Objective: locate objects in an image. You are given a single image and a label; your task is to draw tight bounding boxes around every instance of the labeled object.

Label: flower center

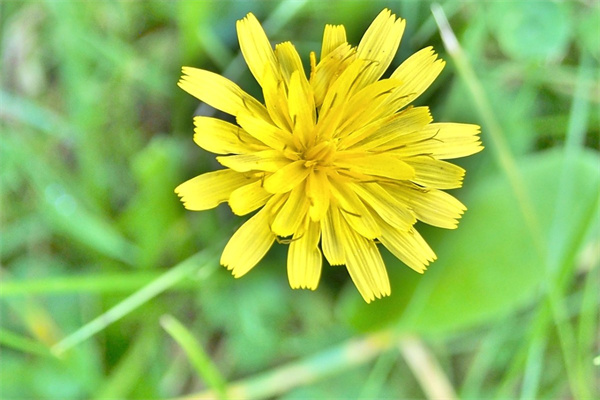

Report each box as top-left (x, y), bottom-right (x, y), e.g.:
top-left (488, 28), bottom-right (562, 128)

top-left (302, 140), bottom-right (336, 169)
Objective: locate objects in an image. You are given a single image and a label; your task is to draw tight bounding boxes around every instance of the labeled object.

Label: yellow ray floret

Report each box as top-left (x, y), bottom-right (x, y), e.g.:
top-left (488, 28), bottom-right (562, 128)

top-left (175, 9), bottom-right (483, 303)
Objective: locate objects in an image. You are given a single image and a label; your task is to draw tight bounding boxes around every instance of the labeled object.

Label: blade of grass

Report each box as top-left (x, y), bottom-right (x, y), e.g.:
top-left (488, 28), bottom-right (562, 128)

top-left (160, 314), bottom-right (227, 400)
top-left (577, 263), bottom-right (599, 395)
top-left (93, 326), bottom-right (158, 400)
top-left (0, 329), bottom-right (54, 358)
top-left (431, 3), bottom-right (545, 257)
top-left (540, 51), bottom-right (595, 400)
top-left (398, 336), bottom-right (457, 400)
top-left (177, 329), bottom-right (397, 400)
top-left (519, 335), bottom-right (547, 400)
top-left (547, 51), bottom-right (594, 272)
top-left (459, 320), bottom-right (517, 398)
top-left (357, 350), bottom-right (397, 399)
top-left (432, 5), bottom-right (591, 398)
top-left (0, 271), bottom-right (199, 297)
top-left (50, 248), bottom-right (219, 356)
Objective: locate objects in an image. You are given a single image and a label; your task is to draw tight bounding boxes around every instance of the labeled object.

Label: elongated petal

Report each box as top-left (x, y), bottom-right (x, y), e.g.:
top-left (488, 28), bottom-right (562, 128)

top-left (385, 183), bottom-right (467, 229)
top-left (357, 9), bottom-right (406, 84)
top-left (342, 106), bottom-right (432, 150)
top-left (217, 150), bottom-right (290, 172)
top-left (261, 63), bottom-right (293, 131)
top-left (388, 123), bottom-right (483, 159)
top-left (221, 206), bottom-right (276, 277)
top-left (321, 24), bottom-right (347, 59)
top-left (271, 185), bottom-right (309, 237)
top-left (228, 180), bottom-right (272, 216)
top-left (288, 70), bottom-right (316, 147)
top-left (175, 170), bottom-right (254, 210)
top-left (178, 67), bottom-right (269, 119)
top-left (336, 78), bottom-right (404, 137)
top-left (193, 116), bottom-right (264, 154)
top-left (263, 160), bottom-right (310, 194)
top-left (335, 153), bottom-right (415, 181)
top-left (339, 216), bottom-right (391, 303)
top-left (406, 156), bottom-right (465, 189)
top-left (275, 42), bottom-right (305, 87)
top-left (320, 206), bottom-right (345, 265)
top-left (352, 182), bottom-right (416, 230)
top-left (317, 59), bottom-right (371, 135)
top-left (306, 169), bottom-right (330, 221)
top-left (310, 43), bottom-right (356, 108)
top-left (377, 216), bottom-right (436, 273)
top-left (288, 219), bottom-right (322, 290)
top-left (236, 13), bottom-right (279, 87)
top-left (237, 112), bottom-right (294, 150)
top-left (388, 47), bottom-right (445, 109)
top-left (329, 176), bottom-right (380, 239)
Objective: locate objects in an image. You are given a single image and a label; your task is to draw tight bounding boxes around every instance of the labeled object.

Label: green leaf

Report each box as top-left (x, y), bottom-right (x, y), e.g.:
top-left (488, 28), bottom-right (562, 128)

top-left (341, 149), bottom-right (600, 333)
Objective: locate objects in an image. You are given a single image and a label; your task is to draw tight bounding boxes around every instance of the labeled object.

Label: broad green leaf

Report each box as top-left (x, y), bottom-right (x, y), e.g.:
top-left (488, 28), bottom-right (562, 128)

top-left (341, 149), bottom-right (600, 333)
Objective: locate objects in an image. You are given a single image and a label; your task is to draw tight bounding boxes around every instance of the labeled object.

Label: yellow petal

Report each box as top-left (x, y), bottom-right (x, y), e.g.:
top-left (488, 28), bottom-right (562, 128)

top-left (335, 78), bottom-right (404, 138)
top-left (193, 116), bottom-right (264, 154)
top-left (388, 47), bottom-right (445, 110)
top-left (260, 62), bottom-right (293, 131)
top-left (236, 13), bottom-right (279, 87)
top-left (306, 169), bottom-right (330, 221)
top-left (377, 216), bottom-right (436, 273)
top-left (351, 182), bottom-right (416, 230)
top-left (288, 70), bottom-right (316, 147)
top-left (271, 185), bottom-right (309, 237)
top-left (262, 160), bottom-right (310, 194)
top-left (405, 156), bottom-right (465, 189)
top-left (178, 67), bottom-right (269, 119)
top-left (175, 170), bottom-right (254, 210)
top-left (316, 59), bottom-right (370, 137)
top-left (335, 153), bottom-right (415, 181)
top-left (385, 183), bottom-right (467, 229)
top-left (310, 43), bottom-right (356, 108)
top-left (288, 219), bottom-right (322, 290)
top-left (216, 150), bottom-right (290, 172)
top-left (221, 206), bottom-right (276, 277)
top-left (329, 176), bottom-right (380, 239)
top-left (320, 206), bottom-right (345, 266)
top-left (389, 123), bottom-right (483, 159)
top-left (275, 41), bottom-right (305, 87)
top-left (342, 106), bottom-right (432, 151)
top-left (321, 24), bottom-right (347, 59)
top-left (237, 112), bottom-right (294, 150)
top-left (357, 9), bottom-right (406, 84)
top-left (338, 216), bottom-right (390, 303)
top-left (228, 180), bottom-right (272, 216)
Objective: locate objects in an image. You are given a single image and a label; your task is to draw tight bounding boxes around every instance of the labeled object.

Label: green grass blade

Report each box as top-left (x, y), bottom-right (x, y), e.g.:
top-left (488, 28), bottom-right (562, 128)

top-left (178, 329), bottom-right (397, 400)
top-left (161, 314), bottom-right (227, 399)
top-left (50, 249), bottom-right (219, 356)
top-left (0, 272), bottom-right (202, 297)
top-left (93, 326), bottom-right (158, 400)
top-left (431, 3), bottom-right (545, 257)
top-left (0, 329), bottom-right (54, 357)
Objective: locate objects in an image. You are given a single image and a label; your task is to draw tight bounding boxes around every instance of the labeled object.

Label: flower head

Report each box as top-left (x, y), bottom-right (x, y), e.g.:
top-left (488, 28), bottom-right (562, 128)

top-left (176, 9), bottom-right (482, 302)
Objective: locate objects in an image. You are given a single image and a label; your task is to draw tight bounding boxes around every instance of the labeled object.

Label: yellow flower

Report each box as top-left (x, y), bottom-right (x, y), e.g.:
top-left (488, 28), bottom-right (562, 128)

top-left (176, 9), bottom-right (482, 303)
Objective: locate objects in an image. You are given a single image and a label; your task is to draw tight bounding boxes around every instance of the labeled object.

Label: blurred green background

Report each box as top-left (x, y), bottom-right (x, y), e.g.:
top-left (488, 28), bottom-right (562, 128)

top-left (1, 0), bottom-right (598, 399)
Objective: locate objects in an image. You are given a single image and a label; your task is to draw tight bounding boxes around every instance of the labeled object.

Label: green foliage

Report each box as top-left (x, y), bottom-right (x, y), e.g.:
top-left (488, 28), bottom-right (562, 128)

top-left (1, 1), bottom-right (598, 399)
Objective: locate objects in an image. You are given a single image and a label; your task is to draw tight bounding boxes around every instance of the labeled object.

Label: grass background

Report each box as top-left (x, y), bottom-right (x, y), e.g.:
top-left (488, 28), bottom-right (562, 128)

top-left (1, 0), bottom-right (598, 399)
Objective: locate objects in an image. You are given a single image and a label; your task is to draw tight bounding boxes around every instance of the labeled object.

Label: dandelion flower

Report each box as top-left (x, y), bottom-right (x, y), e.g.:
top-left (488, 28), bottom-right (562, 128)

top-left (176, 9), bottom-right (483, 303)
